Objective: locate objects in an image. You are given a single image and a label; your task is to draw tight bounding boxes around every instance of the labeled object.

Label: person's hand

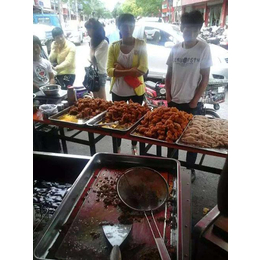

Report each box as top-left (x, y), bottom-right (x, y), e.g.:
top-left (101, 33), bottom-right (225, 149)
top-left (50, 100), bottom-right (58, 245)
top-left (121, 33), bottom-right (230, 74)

top-left (53, 42), bottom-right (60, 52)
top-left (189, 100), bottom-right (198, 109)
top-left (49, 78), bottom-right (56, 84)
top-left (33, 84), bottom-right (39, 92)
top-left (166, 92), bottom-right (172, 103)
top-left (129, 67), bottom-right (143, 77)
top-left (114, 63), bottom-right (125, 70)
top-left (53, 66), bottom-right (60, 72)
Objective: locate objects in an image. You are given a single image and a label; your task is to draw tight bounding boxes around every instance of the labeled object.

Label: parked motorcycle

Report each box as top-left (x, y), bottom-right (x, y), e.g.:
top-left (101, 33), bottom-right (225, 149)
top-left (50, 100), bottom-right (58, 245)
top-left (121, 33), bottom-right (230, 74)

top-left (144, 80), bottom-right (167, 107)
top-left (200, 26), bottom-right (228, 49)
top-left (219, 37), bottom-right (228, 50)
top-left (144, 79), bottom-right (222, 118)
top-left (202, 84), bottom-right (226, 111)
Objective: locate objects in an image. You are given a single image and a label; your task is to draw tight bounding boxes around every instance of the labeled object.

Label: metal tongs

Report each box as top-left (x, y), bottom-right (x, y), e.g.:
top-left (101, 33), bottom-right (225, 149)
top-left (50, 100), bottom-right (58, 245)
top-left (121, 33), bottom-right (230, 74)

top-left (98, 121), bottom-right (119, 127)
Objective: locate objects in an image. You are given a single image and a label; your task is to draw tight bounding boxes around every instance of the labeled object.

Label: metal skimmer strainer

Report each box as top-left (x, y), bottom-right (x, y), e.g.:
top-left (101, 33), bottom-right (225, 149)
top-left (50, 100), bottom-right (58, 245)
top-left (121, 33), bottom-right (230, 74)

top-left (117, 167), bottom-right (171, 260)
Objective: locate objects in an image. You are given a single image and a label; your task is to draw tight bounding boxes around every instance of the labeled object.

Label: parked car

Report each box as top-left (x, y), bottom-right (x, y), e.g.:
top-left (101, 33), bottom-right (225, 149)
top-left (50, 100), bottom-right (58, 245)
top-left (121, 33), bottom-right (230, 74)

top-left (144, 27), bottom-right (160, 40)
top-left (33, 13), bottom-right (61, 28)
top-left (133, 22), bottom-right (228, 85)
top-left (137, 17), bottom-right (164, 23)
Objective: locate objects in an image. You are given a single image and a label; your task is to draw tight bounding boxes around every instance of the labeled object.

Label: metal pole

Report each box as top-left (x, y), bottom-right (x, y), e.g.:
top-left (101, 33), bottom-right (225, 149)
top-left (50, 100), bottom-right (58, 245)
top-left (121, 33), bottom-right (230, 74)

top-left (58, 0), bottom-right (64, 27)
top-left (75, 0), bottom-right (78, 21)
top-left (68, 0), bottom-right (71, 21)
top-left (53, 0), bottom-right (56, 12)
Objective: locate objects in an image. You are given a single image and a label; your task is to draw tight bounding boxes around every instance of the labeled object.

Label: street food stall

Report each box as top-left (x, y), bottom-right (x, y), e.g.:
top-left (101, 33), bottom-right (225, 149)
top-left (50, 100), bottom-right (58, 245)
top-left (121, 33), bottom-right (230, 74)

top-left (33, 97), bottom-right (228, 259)
top-left (33, 97), bottom-right (227, 174)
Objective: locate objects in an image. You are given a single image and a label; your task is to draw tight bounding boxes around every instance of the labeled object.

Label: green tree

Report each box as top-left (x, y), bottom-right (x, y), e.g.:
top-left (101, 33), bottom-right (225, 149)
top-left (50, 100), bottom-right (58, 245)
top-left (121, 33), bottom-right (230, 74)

top-left (136, 0), bottom-right (162, 16)
top-left (112, 2), bottom-right (123, 18)
top-left (121, 0), bottom-right (143, 17)
top-left (77, 0), bottom-right (112, 19)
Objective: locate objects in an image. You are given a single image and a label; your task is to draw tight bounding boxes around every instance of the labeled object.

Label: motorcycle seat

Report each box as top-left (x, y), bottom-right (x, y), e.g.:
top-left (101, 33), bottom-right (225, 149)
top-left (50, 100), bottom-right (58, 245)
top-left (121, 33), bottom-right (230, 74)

top-left (145, 81), bottom-right (157, 89)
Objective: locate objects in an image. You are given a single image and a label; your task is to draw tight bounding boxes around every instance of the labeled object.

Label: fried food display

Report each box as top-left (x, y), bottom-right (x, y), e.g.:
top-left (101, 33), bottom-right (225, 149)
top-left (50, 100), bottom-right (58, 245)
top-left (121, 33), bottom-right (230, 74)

top-left (135, 107), bottom-right (193, 143)
top-left (68, 97), bottom-right (113, 119)
top-left (103, 100), bottom-right (150, 128)
top-left (180, 115), bottom-right (228, 148)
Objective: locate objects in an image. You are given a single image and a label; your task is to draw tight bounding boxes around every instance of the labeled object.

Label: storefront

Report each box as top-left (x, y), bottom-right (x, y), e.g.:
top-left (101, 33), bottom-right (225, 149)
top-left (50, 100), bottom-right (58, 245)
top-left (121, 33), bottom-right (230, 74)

top-left (181, 0), bottom-right (228, 27)
top-left (162, 0), bottom-right (169, 22)
top-left (207, 1), bottom-right (223, 26)
top-left (173, 0), bottom-right (182, 23)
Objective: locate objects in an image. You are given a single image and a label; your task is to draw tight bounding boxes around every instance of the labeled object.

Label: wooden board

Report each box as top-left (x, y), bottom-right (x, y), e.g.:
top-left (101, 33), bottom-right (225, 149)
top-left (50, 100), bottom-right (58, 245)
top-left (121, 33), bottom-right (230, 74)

top-left (212, 216), bottom-right (228, 242)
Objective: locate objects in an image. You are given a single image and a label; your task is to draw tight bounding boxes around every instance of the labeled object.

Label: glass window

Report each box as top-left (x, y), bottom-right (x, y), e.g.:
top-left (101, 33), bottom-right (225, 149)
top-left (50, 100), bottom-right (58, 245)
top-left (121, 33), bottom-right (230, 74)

top-left (145, 26), bottom-right (175, 46)
top-left (53, 16), bottom-right (61, 27)
top-left (145, 27), bottom-right (160, 45)
top-left (37, 18), bottom-right (52, 26)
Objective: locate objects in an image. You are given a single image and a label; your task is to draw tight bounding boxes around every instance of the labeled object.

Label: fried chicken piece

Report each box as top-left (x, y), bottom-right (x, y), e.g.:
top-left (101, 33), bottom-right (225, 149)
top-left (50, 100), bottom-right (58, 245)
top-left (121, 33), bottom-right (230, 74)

top-left (69, 108), bottom-right (79, 116)
top-left (102, 101), bottom-right (150, 127)
top-left (67, 97), bottom-right (114, 119)
top-left (135, 106), bottom-right (193, 142)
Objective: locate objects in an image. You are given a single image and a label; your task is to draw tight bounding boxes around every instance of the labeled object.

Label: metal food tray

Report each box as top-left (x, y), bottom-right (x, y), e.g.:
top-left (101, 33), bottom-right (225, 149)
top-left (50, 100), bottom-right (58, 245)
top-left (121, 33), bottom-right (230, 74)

top-left (49, 107), bottom-right (106, 126)
top-left (176, 116), bottom-right (228, 155)
top-left (33, 153), bottom-right (183, 260)
top-left (87, 110), bottom-right (146, 132)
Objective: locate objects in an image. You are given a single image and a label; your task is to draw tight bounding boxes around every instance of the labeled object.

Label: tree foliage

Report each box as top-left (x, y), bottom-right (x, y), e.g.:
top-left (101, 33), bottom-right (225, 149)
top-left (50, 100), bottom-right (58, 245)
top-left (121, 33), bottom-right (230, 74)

top-left (112, 2), bottom-right (123, 18)
top-left (62, 0), bottom-right (112, 19)
top-left (136, 0), bottom-right (162, 16)
top-left (112, 0), bottom-right (163, 18)
top-left (121, 0), bottom-right (143, 17)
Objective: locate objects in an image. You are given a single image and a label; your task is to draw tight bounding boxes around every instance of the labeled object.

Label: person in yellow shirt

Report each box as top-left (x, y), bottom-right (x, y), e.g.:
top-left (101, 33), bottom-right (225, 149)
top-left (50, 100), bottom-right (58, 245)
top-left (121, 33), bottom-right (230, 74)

top-left (49, 27), bottom-right (76, 89)
top-left (107, 13), bottom-right (148, 155)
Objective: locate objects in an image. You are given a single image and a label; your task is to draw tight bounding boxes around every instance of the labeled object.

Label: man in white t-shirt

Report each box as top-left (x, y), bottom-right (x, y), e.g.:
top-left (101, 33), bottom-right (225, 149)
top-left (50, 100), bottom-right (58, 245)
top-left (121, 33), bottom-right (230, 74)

top-left (165, 10), bottom-right (213, 182)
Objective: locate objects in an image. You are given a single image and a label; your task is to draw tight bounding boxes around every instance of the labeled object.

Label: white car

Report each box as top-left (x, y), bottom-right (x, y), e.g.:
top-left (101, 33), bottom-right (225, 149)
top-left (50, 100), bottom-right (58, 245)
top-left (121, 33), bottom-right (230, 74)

top-left (64, 27), bottom-right (83, 45)
top-left (144, 27), bottom-right (160, 40)
top-left (133, 22), bottom-right (228, 85)
top-left (137, 17), bottom-right (164, 23)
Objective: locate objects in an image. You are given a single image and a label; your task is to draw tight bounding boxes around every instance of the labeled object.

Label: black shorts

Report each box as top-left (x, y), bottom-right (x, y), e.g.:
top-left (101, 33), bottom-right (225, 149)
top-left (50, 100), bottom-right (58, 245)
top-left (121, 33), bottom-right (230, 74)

top-left (56, 74), bottom-right (76, 89)
top-left (111, 92), bottom-right (144, 105)
top-left (167, 101), bottom-right (203, 115)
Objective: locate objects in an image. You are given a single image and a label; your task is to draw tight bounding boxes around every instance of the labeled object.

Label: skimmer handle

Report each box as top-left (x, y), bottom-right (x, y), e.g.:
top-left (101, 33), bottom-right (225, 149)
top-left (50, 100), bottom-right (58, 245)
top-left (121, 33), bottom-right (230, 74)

top-left (155, 238), bottom-right (171, 260)
top-left (110, 245), bottom-right (122, 260)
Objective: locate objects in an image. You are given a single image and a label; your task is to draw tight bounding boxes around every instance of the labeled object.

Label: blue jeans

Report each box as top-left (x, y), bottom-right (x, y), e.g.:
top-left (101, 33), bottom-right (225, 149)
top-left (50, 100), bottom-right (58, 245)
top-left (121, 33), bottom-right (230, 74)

top-left (98, 73), bottom-right (107, 88)
top-left (167, 102), bottom-right (203, 168)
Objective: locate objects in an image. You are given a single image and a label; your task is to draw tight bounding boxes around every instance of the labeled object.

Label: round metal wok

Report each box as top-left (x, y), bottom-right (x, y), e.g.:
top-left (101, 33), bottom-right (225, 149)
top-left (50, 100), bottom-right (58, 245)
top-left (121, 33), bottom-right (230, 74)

top-left (117, 167), bottom-right (171, 260)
